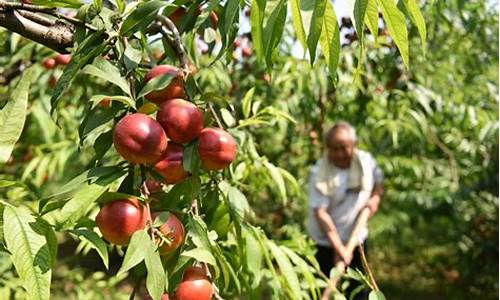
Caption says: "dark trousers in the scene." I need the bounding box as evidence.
[315,243,369,300]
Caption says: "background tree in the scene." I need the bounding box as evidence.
[0,0,497,300]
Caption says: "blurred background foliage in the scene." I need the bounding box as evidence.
[0,0,498,299]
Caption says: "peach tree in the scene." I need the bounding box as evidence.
[0,0,426,299]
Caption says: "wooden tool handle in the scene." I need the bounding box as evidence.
[321,207,372,300]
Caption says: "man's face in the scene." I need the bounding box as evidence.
[326,128,356,169]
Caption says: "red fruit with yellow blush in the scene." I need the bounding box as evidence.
[152,212,185,255]
[96,198,149,245]
[198,128,237,170]
[156,99,204,144]
[155,143,189,184]
[175,266,213,300]
[144,65,185,104]
[113,113,168,164]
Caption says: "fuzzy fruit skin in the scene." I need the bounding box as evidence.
[155,143,189,184]
[198,128,237,170]
[96,199,149,245]
[182,266,208,281]
[43,58,57,69]
[144,65,185,104]
[113,113,168,164]
[55,54,71,65]
[156,99,204,144]
[175,267,213,300]
[152,212,185,255]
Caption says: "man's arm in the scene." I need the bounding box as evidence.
[365,182,384,218]
[314,207,352,264]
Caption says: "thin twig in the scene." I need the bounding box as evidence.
[155,15,189,72]
[358,241,379,291]
[17,10,54,26]
[208,102,224,129]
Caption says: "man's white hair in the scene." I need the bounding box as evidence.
[325,121,357,143]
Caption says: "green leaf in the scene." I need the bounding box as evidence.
[82,57,131,96]
[227,185,251,221]
[365,0,379,41]
[244,228,262,286]
[120,1,166,36]
[124,44,143,71]
[267,241,300,299]
[89,94,136,109]
[290,0,307,50]
[319,1,340,76]
[221,0,240,45]
[157,176,200,210]
[377,0,409,67]
[369,291,387,300]
[263,161,287,204]
[307,0,327,63]
[70,228,109,269]
[281,246,319,298]
[242,87,255,118]
[117,229,150,276]
[46,166,125,200]
[144,240,165,300]
[137,73,175,99]
[0,68,34,163]
[31,0,83,8]
[183,141,201,174]
[263,0,288,67]
[93,130,113,161]
[58,184,107,229]
[399,0,427,52]
[188,215,213,250]
[181,248,217,266]
[0,180,27,188]
[50,30,107,116]
[220,108,236,127]
[3,207,55,300]
[354,0,368,36]
[250,0,266,62]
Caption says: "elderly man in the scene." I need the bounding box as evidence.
[308,121,384,298]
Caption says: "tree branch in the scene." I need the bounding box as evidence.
[0,9,73,53]
[155,15,189,72]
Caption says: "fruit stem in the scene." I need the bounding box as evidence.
[208,102,224,129]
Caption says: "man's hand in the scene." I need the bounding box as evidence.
[333,245,353,265]
[364,199,379,218]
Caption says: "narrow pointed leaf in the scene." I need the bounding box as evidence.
[0,68,34,162]
[377,0,409,67]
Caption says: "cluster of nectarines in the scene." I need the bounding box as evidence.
[112,64,237,179]
[95,62,235,299]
